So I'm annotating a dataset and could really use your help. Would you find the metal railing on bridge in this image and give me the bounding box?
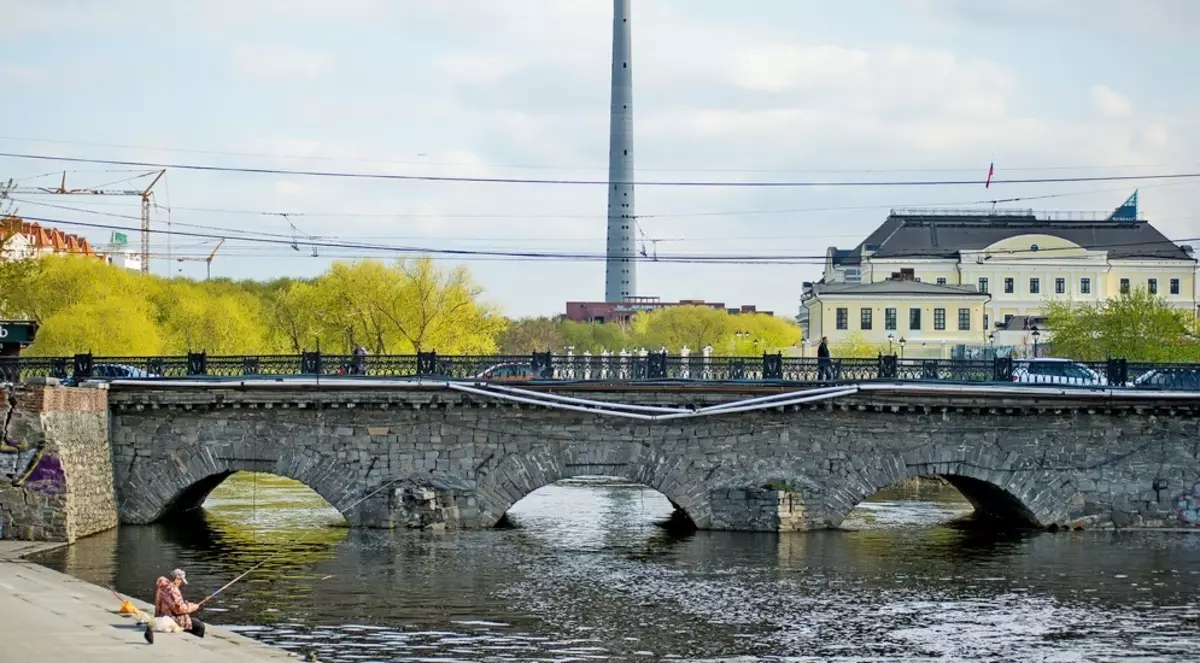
[3,351,1200,391]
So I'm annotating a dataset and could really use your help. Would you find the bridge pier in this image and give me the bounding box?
[0,380,117,542]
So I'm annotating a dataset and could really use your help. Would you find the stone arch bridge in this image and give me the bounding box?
[106,382,1200,532]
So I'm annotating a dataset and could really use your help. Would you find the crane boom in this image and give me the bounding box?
[6,170,165,274]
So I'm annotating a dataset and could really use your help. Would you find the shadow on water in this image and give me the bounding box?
[31,473,1200,662]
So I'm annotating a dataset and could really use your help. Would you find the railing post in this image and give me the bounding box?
[992,356,1013,382]
[242,357,261,375]
[646,351,667,380]
[300,351,321,375]
[73,353,93,382]
[531,351,552,379]
[186,351,207,376]
[1107,358,1128,386]
[762,352,783,380]
[416,351,438,375]
[879,354,897,379]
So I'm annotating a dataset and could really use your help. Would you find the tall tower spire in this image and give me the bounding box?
[604,0,635,303]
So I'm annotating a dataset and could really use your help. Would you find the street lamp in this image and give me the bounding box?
[1031,326,1041,357]
[887,333,895,354]
[898,336,907,359]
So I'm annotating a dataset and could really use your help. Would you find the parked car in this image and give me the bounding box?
[1132,368,1200,390]
[64,363,160,386]
[1010,358,1107,386]
[473,362,551,381]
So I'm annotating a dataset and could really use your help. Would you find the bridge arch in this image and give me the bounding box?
[116,442,366,526]
[820,446,1080,529]
[473,444,714,529]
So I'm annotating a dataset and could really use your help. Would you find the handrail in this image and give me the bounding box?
[2,352,1199,391]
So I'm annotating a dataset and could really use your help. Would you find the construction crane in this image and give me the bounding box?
[168,238,225,280]
[8,170,166,274]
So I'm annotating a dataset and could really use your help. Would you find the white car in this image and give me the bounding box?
[1010,358,1107,386]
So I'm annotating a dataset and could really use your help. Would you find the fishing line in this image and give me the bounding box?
[193,475,405,607]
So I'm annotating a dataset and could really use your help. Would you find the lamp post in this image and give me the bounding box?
[898,336,907,359]
[734,330,749,355]
[1031,326,1041,358]
[887,333,895,355]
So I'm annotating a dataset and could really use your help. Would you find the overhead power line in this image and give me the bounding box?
[17,214,1200,267]
[4,151,1200,188]
[3,135,1198,174]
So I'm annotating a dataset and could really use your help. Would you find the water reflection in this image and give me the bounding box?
[33,473,1200,662]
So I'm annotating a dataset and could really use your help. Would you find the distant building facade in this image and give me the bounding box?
[1,217,100,261]
[803,279,990,352]
[799,194,1198,354]
[1,217,140,270]
[566,296,773,325]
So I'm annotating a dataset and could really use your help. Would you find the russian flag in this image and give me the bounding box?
[985,162,994,188]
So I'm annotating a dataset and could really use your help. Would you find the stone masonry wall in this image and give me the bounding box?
[0,380,116,542]
[107,385,1200,532]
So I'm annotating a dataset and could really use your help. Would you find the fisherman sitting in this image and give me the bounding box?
[143,568,205,644]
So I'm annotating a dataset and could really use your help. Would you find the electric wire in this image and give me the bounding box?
[3,151,1200,188]
[14,213,1200,266]
[4,135,1198,174]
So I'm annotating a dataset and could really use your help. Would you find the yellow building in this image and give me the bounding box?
[804,195,1197,345]
[802,279,990,357]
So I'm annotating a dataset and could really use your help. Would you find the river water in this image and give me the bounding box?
[33,474,1200,662]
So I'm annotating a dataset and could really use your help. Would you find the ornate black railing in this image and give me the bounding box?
[2,352,1200,390]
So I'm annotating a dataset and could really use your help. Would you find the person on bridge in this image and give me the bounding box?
[353,344,369,375]
[145,568,205,643]
[817,337,833,381]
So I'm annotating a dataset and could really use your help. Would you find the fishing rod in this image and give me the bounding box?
[196,552,282,607]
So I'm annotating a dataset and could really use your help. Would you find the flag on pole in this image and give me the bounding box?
[985,162,994,189]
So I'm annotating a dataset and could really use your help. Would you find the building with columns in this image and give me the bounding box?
[800,194,1198,355]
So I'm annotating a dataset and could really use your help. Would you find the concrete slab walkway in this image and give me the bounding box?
[0,542,297,662]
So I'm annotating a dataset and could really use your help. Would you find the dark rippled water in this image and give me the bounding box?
[33,474,1200,662]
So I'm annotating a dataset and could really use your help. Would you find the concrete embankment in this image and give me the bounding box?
[0,542,298,662]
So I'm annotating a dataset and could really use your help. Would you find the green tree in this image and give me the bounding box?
[30,295,164,356]
[1046,289,1199,361]
[630,305,731,352]
[830,332,887,358]
[369,257,506,354]
[262,279,326,352]
[498,317,567,354]
[559,320,632,353]
[153,281,271,354]
[724,313,803,354]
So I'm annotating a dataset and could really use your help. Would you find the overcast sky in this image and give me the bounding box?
[2,0,1197,318]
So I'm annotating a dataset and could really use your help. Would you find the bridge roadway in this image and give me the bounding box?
[101,378,1200,533]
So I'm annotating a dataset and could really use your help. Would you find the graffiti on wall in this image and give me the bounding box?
[1176,483,1200,525]
[1,441,62,494]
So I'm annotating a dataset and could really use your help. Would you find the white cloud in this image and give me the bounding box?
[905,0,1200,41]
[1090,85,1134,118]
[435,54,528,85]
[231,45,333,79]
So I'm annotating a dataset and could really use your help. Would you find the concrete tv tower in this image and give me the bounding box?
[604,0,635,303]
